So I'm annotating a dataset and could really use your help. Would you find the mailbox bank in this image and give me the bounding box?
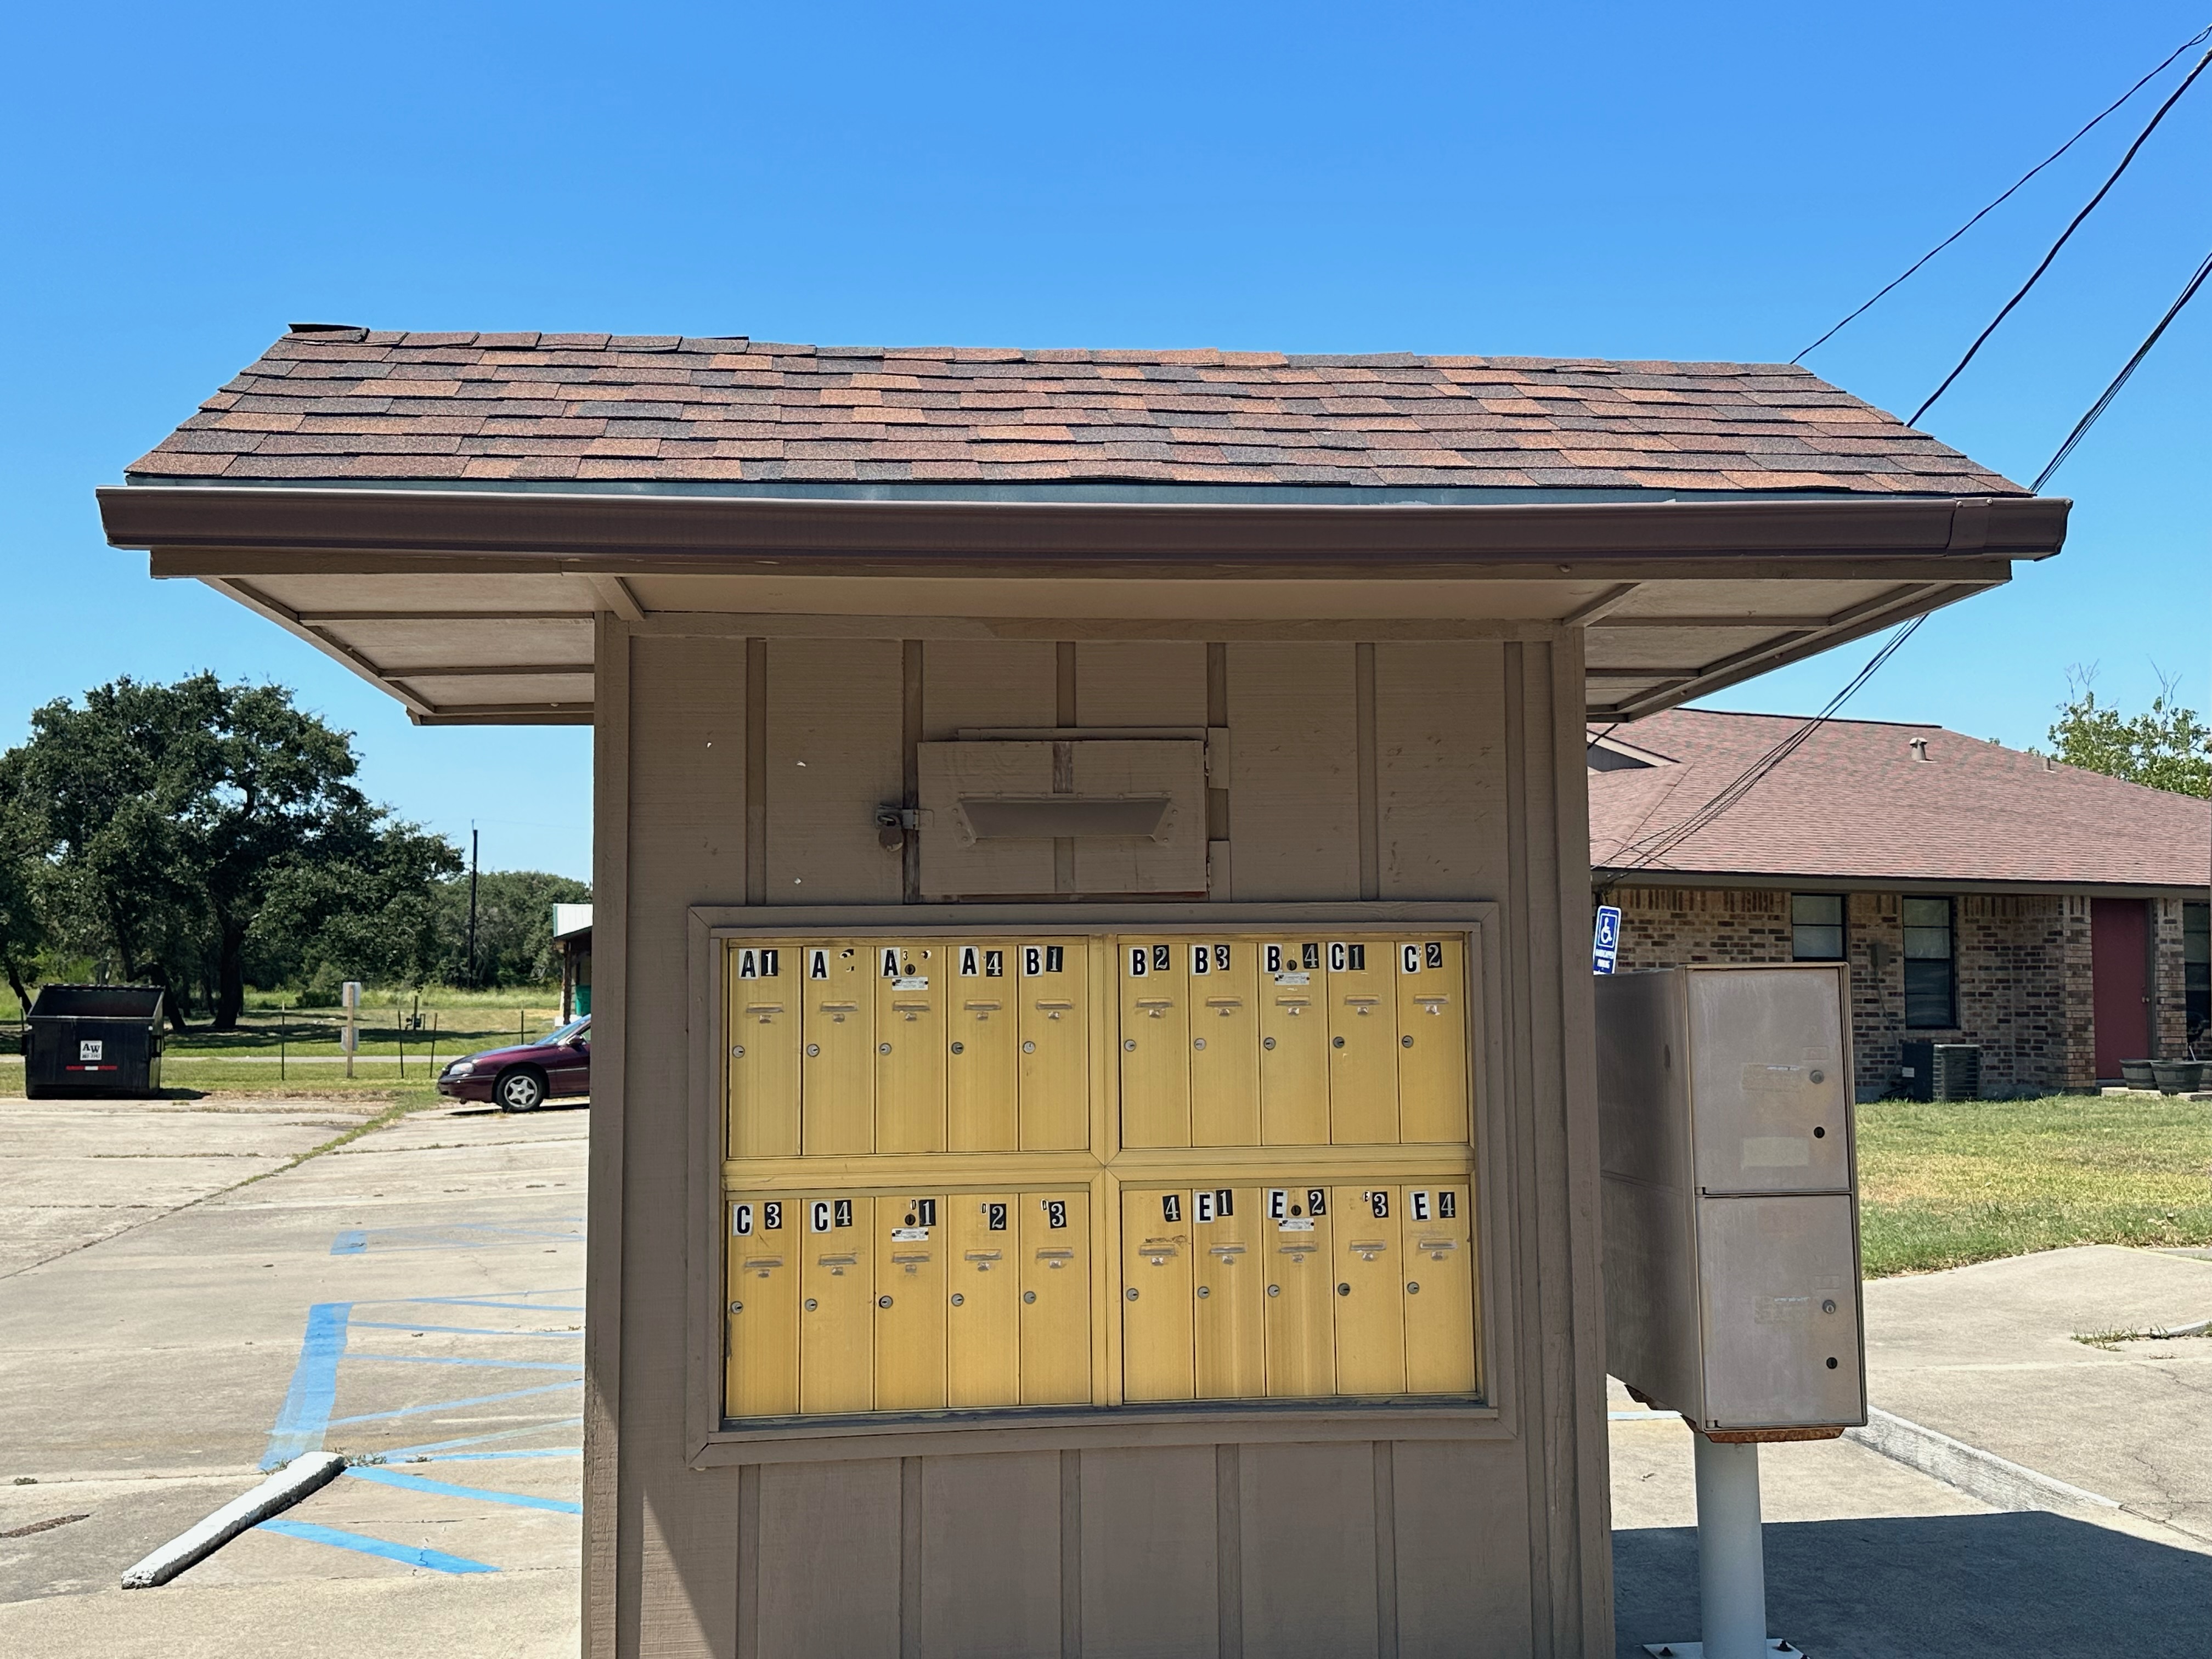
[101,330,2066,1657]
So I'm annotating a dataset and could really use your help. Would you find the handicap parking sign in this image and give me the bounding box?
[1592,905,1622,975]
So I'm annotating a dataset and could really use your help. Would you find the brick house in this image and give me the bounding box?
[1590,709,2210,1097]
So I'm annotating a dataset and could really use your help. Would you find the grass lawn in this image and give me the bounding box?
[1858,1092,2212,1277]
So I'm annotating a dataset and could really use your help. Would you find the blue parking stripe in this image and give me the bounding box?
[347,1465,582,1513]
[257,1517,498,1574]
[371,1297,585,1312]
[349,1321,583,1340]
[415,1450,584,1462]
[330,1229,367,1255]
[261,1302,351,1469]
[325,1380,582,1426]
[379,1415,585,1460]
[348,1353,583,1372]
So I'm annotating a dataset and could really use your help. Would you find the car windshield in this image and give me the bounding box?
[540,1018,590,1046]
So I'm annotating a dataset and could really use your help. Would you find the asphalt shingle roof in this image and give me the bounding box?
[126,328,2027,494]
[1590,709,2210,890]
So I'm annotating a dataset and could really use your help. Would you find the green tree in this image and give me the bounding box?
[2045,668,2212,799]
[438,869,590,987]
[5,675,462,1028]
[0,753,48,1014]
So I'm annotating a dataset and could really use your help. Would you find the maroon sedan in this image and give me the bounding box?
[437,1016,590,1111]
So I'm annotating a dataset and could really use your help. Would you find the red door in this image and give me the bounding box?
[2092,898,2150,1080]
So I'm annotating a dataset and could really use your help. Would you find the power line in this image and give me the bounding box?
[1794,22,2212,364]
[1910,46,2212,426]
[1600,614,1932,876]
[2033,243,2212,490]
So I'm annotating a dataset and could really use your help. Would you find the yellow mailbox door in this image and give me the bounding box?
[1192,1184,1263,1399]
[947,1193,1020,1407]
[1020,1190,1091,1406]
[874,1194,948,1409]
[726,1196,799,1417]
[1121,1187,1194,1401]
[728,946,800,1159]
[948,944,1020,1152]
[1327,940,1400,1144]
[1396,938,1471,1143]
[1188,941,1261,1147]
[798,1195,873,1414]
[1018,941,1088,1151]
[802,945,874,1155]
[874,944,947,1154]
[1119,940,1191,1147]
[1403,1183,1478,1394]
[1262,1184,1335,1397]
[1331,1184,1406,1396]
[1260,941,1329,1144]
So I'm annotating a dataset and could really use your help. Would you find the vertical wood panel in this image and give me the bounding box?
[1238,1443,1380,1659]
[766,639,903,902]
[923,640,1057,738]
[1079,1446,1221,1659]
[919,1452,1063,1659]
[1375,642,1509,900]
[755,1460,904,1659]
[624,634,749,1657]
[1077,642,1209,726]
[1225,644,1358,900]
[1392,1440,1534,1659]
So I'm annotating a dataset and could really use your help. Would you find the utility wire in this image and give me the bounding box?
[1795,22,2212,364]
[1600,614,1932,875]
[2033,243,2212,490]
[1910,46,2212,426]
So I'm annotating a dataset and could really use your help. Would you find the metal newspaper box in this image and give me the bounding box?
[1595,963,1867,1434]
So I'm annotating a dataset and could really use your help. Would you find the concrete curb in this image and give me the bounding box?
[1846,1407,2119,1519]
[120,1453,346,1588]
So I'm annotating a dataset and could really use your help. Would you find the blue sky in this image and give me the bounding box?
[4,2,2206,882]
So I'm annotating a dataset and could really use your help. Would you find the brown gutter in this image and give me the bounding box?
[99,486,2069,578]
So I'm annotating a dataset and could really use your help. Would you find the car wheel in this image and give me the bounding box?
[496,1069,547,1113]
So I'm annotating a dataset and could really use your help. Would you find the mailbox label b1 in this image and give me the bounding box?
[1592,906,1622,976]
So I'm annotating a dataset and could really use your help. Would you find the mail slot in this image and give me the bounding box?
[1193,1184,1263,1398]
[1021,1191,1091,1405]
[802,945,875,1155]
[1122,1187,1194,1401]
[875,946,947,1153]
[1120,941,1191,1147]
[946,1194,1019,1406]
[876,1194,948,1410]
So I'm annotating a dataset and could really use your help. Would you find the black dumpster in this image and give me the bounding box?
[24,985,167,1098]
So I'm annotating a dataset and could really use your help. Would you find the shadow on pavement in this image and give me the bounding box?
[1616,1510,2212,1658]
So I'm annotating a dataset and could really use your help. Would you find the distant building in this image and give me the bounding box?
[1590,710,2210,1096]
[553,904,592,1019]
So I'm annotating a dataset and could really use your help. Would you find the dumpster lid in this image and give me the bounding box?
[27,984,166,1022]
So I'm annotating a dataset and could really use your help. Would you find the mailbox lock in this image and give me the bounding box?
[1402,1035,1414,1048]
[1406,1282,1420,1295]
[1331,1036,1346,1049]
[730,1301,743,1313]
[1813,1125,1827,1138]
[950,1293,965,1307]
[1262,1036,1277,1051]
[1125,1287,1139,1301]
[1196,1285,1211,1299]
[806,1043,821,1057]
[1124,1039,1137,1052]
[1023,1290,1037,1304]
[1822,1299,1838,1314]
[949,1041,964,1055]
[1193,1037,1206,1051]
[1810,1069,1825,1084]
[731,1045,746,1058]
[804,1298,819,1311]
[878,1042,893,1055]
[1267,1284,1280,1297]
[1023,1040,1037,1054]
[1336,1283,1351,1297]
[879,1295,894,1308]
[1826,1357,1839,1369]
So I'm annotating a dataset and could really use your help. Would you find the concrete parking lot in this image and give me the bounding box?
[0,1094,585,1658]
[3,1093,2205,1658]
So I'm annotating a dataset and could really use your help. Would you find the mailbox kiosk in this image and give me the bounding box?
[101,328,2065,1658]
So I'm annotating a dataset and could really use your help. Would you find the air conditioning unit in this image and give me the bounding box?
[1898,1040,1980,1102]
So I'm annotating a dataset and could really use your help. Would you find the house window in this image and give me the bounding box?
[1903,896,1955,1028]
[1791,894,1845,961]
[2186,902,2208,1043]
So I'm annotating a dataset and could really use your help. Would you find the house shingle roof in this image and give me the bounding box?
[1590,709,2210,890]
[126,328,2027,494]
